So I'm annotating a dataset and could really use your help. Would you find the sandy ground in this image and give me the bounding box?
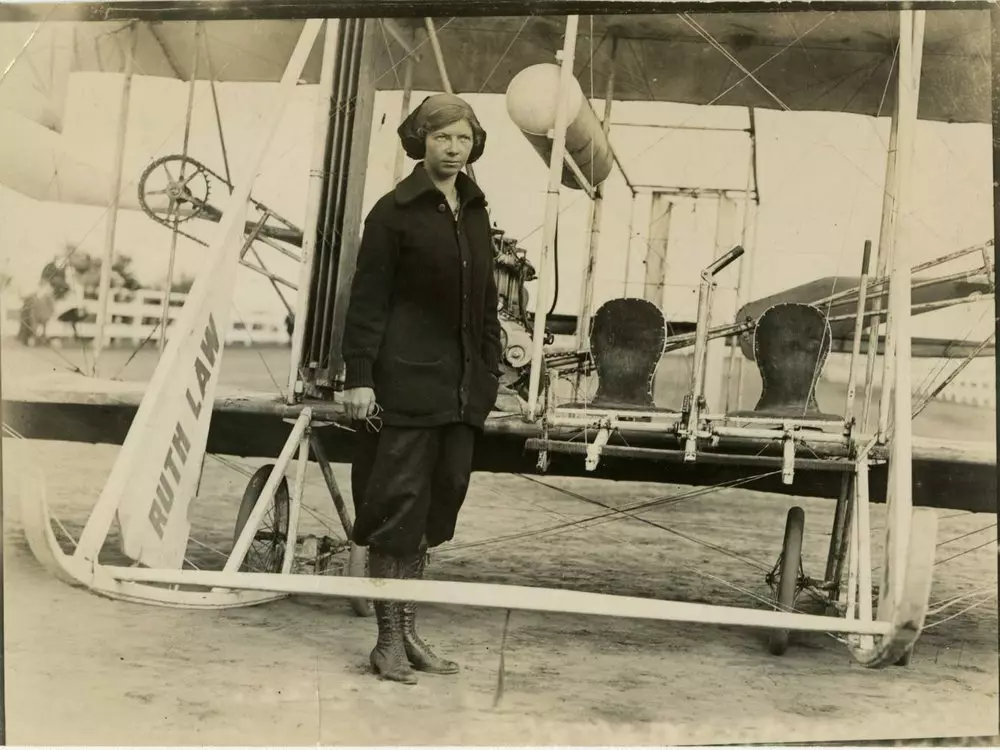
[3,344,998,745]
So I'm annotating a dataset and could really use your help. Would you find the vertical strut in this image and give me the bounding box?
[306,19,350,372]
[327,20,378,383]
[316,19,364,376]
[300,19,377,392]
[93,24,136,375]
[623,189,638,297]
[575,34,617,355]
[289,19,340,400]
[729,108,759,412]
[527,15,580,419]
[160,22,201,354]
[393,55,415,186]
[879,9,924,617]
[844,240,874,421]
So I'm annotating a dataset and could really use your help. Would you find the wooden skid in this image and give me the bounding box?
[97,563,896,637]
[17,463,287,610]
[849,508,938,667]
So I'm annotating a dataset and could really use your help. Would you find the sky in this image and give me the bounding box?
[0,35,994,343]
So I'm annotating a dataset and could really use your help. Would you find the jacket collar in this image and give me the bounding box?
[393,162,486,208]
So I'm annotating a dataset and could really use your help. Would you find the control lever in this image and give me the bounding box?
[703,244,745,280]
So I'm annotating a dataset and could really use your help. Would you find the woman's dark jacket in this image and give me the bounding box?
[342,163,502,429]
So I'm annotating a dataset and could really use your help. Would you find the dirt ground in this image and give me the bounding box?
[3,345,998,745]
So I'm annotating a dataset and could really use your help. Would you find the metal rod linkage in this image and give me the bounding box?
[683,246,745,460]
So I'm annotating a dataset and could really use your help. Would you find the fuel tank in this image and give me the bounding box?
[505,63,614,190]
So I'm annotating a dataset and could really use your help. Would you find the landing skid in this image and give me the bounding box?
[18,429,937,666]
[18,464,287,610]
[18,422,374,614]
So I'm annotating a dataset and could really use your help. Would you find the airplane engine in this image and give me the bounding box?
[505,63,614,190]
[491,227,535,322]
[490,227,540,397]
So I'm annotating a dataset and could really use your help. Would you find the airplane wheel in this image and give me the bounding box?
[346,542,374,617]
[233,464,290,574]
[768,506,805,656]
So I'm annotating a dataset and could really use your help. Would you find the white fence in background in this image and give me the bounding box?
[1,288,290,347]
[2,291,993,407]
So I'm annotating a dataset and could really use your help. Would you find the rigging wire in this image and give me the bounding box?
[935,523,996,550]
[927,585,998,618]
[446,470,782,574]
[935,537,996,568]
[478,17,532,94]
[922,591,997,631]
[7,13,996,638]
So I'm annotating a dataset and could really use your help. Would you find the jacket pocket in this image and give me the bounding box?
[376,356,453,417]
[468,355,500,418]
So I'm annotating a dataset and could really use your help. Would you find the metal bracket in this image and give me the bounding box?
[782,426,796,485]
[585,422,612,471]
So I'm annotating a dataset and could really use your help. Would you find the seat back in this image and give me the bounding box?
[590,298,669,408]
[751,302,833,418]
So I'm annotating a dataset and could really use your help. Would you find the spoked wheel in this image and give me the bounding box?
[347,542,374,617]
[768,506,805,656]
[233,464,290,574]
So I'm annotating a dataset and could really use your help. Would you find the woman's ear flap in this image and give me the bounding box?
[466,128,487,164]
[397,96,432,160]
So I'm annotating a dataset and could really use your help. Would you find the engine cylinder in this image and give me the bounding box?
[505,63,614,190]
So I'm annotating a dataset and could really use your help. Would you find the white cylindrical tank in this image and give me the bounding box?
[505,63,614,190]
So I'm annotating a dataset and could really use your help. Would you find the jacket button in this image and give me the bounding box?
[438,204,446,212]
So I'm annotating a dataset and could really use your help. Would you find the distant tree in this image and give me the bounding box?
[170,273,195,294]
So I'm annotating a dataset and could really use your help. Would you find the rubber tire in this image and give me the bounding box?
[233,464,290,574]
[347,542,374,617]
[768,506,806,656]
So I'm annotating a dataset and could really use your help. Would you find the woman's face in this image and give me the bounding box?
[423,118,474,180]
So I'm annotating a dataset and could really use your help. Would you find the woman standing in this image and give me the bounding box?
[340,93,502,685]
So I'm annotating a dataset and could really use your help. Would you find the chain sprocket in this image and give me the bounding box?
[137,154,232,247]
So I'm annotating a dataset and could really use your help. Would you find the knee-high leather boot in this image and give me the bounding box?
[400,551,459,675]
[368,549,418,685]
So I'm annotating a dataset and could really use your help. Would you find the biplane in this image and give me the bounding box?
[1,1,995,669]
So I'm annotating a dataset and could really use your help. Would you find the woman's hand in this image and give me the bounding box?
[343,387,377,422]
